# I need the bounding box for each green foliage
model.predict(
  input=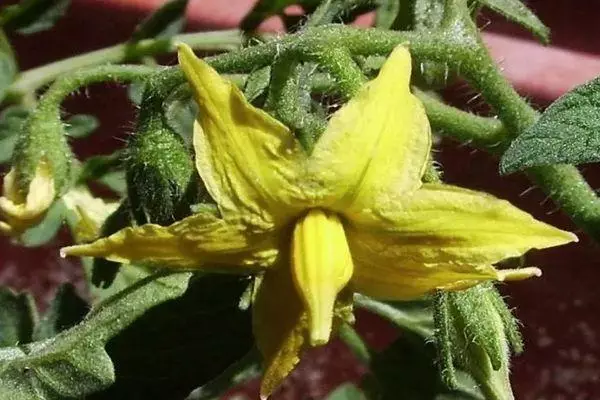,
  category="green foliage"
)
[241,0,322,31]
[88,275,252,399]
[19,198,67,247]
[64,114,99,139]
[370,331,484,399]
[33,284,88,341]
[326,383,367,400]
[244,66,271,103]
[475,0,549,43]
[130,0,189,42]
[0,272,191,399]
[0,105,29,164]
[0,0,71,35]
[0,289,37,347]
[501,75,600,173]
[163,83,197,145]
[0,29,17,102]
